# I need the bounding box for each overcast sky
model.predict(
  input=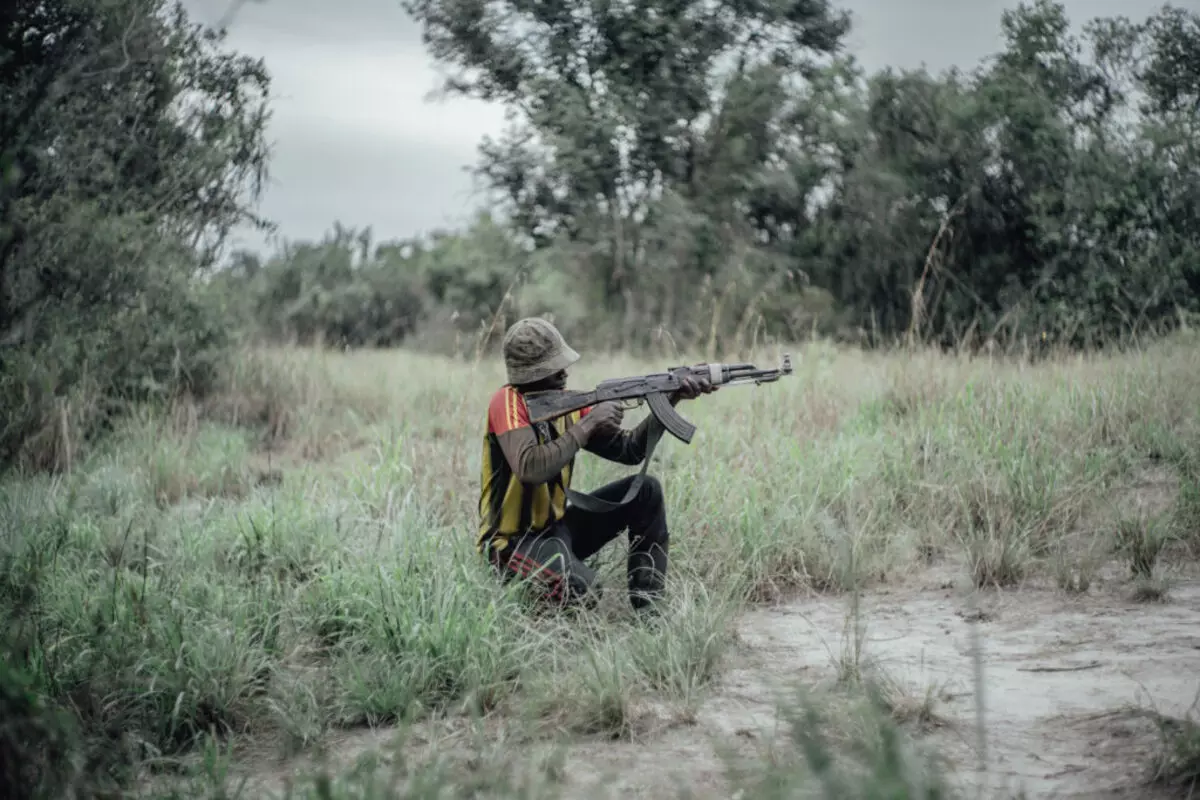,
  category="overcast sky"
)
[178,0,1172,255]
